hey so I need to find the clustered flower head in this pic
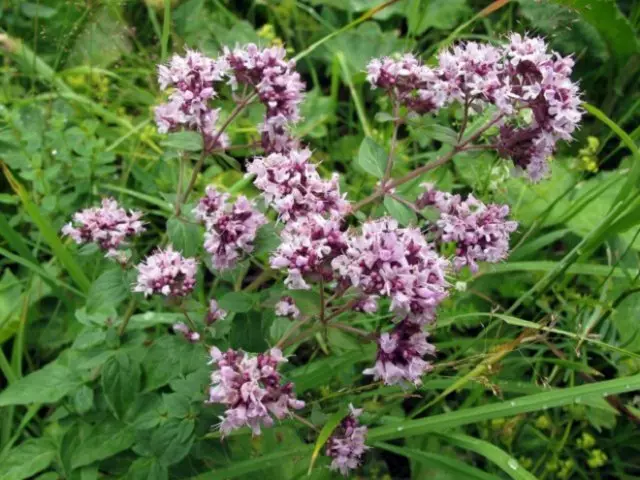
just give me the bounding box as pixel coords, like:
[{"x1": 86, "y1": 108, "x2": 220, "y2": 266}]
[
  {"x1": 418, "y1": 184, "x2": 518, "y2": 272},
  {"x1": 226, "y1": 44, "x2": 305, "y2": 153},
  {"x1": 155, "y1": 50, "x2": 230, "y2": 149},
  {"x1": 172, "y1": 322, "x2": 201, "y2": 343},
  {"x1": 363, "y1": 320, "x2": 435, "y2": 386},
  {"x1": 247, "y1": 148, "x2": 350, "y2": 222},
  {"x1": 194, "y1": 186, "x2": 266, "y2": 271},
  {"x1": 326, "y1": 404, "x2": 369, "y2": 476},
  {"x1": 275, "y1": 296, "x2": 300, "y2": 318},
  {"x1": 207, "y1": 347, "x2": 305, "y2": 436},
  {"x1": 207, "y1": 299, "x2": 227, "y2": 324},
  {"x1": 366, "y1": 34, "x2": 582, "y2": 181},
  {"x1": 332, "y1": 218, "x2": 449, "y2": 325},
  {"x1": 133, "y1": 245, "x2": 198, "y2": 297},
  {"x1": 271, "y1": 214, "x2": 346, "y2": 290},
  {"x1": 62, "y1": 198, "x2": 145, "y2": 260}
]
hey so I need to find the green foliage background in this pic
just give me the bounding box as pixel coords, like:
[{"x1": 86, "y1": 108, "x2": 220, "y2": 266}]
[{"x1": 0, "y1": 0, "x2": 640, "y2": 479}]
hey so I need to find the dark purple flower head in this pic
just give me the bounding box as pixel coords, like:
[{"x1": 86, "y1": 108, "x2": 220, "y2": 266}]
[
  {"x1": 133, "y1": 245, "x2": 198, "y2": 297},
  {"x1": 326, "y1": 404, "x2": 368, "y2": 476},
  {"x1": 194, "y1": 186, "x2": 267, "y2": 271},
  {"x1": 363, "y1": 320, "x2": 435, "y2": 386},
  {"x1": 419, "y1": 184, "x2": 518, "y2": 272},
  {"x1": 271, "y1": 214, "x2": 347, "y2": 290},
  {"x1": 332, "y1": 218, "x2": 449, "y2": 325},
  {"x1": 62, "y1": 198, "x2": 145, "y2": 261},
  {"x1": 247, "y1": 148, "x2": 350, "y2": 222},
  {"x1": 207, "y1": 347, "x2": 305, "y2": 436},
  {"x1": 225, "y1": 44, "x2": 305, "y2": 154}
]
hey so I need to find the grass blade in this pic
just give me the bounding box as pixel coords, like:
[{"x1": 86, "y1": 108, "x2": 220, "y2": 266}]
[
  {"x1": 374, "y1": 442, "x2": 497, "y2": 480},
  {"x1": 307, "y1": 407, "x2": 347, "y2": 475},
  {"x1": 1, "y1": 163, "x2": 91, "y2": 293},
  {"x1": 368, "y1": 374, "x2": 640, "y2": 442},
  {"x1": 437, "y1": 433, "x2": 538, "y2": 480}
]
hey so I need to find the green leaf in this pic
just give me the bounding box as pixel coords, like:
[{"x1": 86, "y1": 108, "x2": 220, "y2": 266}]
[
  {"x1": 0, "y1": 438, "x2": 56, "y2": 480},
  {"x1": 412, "y1": 0, "x2": 470, "y2": 34},
  {"x1": 253, "y1": 224, "x2": 281, "y2": 256},
  {"x1": 167, "y1": 217, "x2": 201, "y2": 258},
  {"x1": 126, "y1": 457, "x2": 169, "y2": 480},
  {"x1": 357, "y1": 137, "x2": 387, "y2": 179},
  {"x1": 73, "y1": 385, "x2": 95, "y2": 415},
  {"x1": 384, "y1": 196, "x2": 417, "y2": 226},
  {"x1": 368, "y1": 374, "x2": 640, "y2": 442},
  {"x1": 375, "y1": 442, "x2": 496, "y2": 480},
  {"x1": 102, "y1": 351, "x2": 142, "y2": 419},
  {"x1": 66, "y1": 5, "x2": 132, "y2": 68},
  {"x1": 71, "y1": 420, "x2": 135, "y2": 468},
  {"x1": 20, "y1": 3, "x2": 58, "y2": 18},
  {"x1": 188, "y1": 447, "x2": 312, "y2": 480},
  {"x1": 134, "y1": 419, "x2": 195, "y2": 466},
  {"x1": 438, "y1": 433, "x2": 538, "y2": 480},
  {"x1": 87, "y1": 268, "x2": 129, "y2": 312},
  {"x1": 218, "y1": 291, "x2": 256, "y2": 313},
  {"x1": 229, "y1": 311, "x2": 269, "y2": 352},
  {"x1": 160, "y1": 131, "x2": 204, "y2": 152},
  {"x1": 0, "y1": 361, "x2": 82, "y2": 406},
  {"x1": 550, "y1": 0, "x2": 640, "y2": 67}
]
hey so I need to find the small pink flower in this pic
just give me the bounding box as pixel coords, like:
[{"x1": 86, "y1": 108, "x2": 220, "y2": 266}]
[
  {"x1": 363, "y1": 320, "x2": 435, "y2": 386},
  {"x1": 207, "y1": 347, "x2": 305, "y2": 436},
  {"x1": 207, "y1": 299, "x2": 227, "y2": 324},
  {"x1": 133, "y1": 245, "x2": 197, "y2": 297},
  {"x1": 62, "y1": 198, "x2": 145, "y2": 260},
  {"x1": 418, "y1": 184, "x2": 518, "y2": 272},
  {"x1": 326, "y1": 404, "x2": 368, "y2": 476},
  {"x1": 275, "y1": 296, "x2": 300, "y2": 318},
  {"x1": 172, "y1": 322, "x2": 201, "y2": 343},
  {"x1": 194, "y1": 186, "x2": 266, "y2": 271},
  {"x1": 247, "y1": 148, "x2": 350, "y2": 222},
  {"x1": 332, "y1": 218, "x2": 449, "y2": 325},
  {"x1": 226, "y1": 44, "x2": 305, "y2": 154}
]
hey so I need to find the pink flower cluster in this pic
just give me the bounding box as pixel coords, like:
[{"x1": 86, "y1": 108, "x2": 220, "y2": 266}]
[
  {"x1": 62, "y1": 198, "x2": 145, "y2": 260},
  {"x1": 133, "y1": 245, "x2": 198, "y2": 297},
  {"x1": 418, "y1": 184, "x2": 518, "y2": 272},
  {"x1": 270, "y1": 214, "x2": 346, "y2": 290},
  {"x1": 155, "y1": 50, "x2": 230, "y2": 149},
  {"x1": 226, "y1": 44, "x2": 305, "y2": 153},
  {"x1": 367, "y1": 34, "x2": 582, "y2": 181},
  {"x1": 207, "y1": 347, "x2": 305, "y2": 436},
  {"x1": 247, "y1": 148, "x2": 350, "y2": 222},
  {"x1": 363, "y1": 320, "x2": 435, "y2": 386},
  {"x1": 325, "y1": 404, "x2": 368, "y2": 476},
  {"x1": 275, "y1": 296, "x2": 300, "y2": 318},
  {"x1": 332, "y1": 218, "x2": 449, "y2": 325},
  {"x1": 194, "y1": 186, "x2": 266, "y2": 271}
]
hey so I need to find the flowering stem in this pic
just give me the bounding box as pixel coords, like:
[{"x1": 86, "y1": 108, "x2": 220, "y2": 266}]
[
  {"x1": 319, "y1": 277, "x2": 326, "y2": 324},
  {"x1": 381, "y1": 98, "x2": 401, "y2": 186},
  {"x1": 175, "y1": 94, "x2": 256, "y2": 215},
  {"x1": 117, "y1": 298, "x2": 138, "y2": 336},
  {"x1": 328, "y1": 322, "x2": 376, "y2": 341},
  {"x1": 457, "y1": 96, "x2": 470, "y2": 143},
  {"x1": 351, "y1": 113, "x2": 504, "y2": 214}
]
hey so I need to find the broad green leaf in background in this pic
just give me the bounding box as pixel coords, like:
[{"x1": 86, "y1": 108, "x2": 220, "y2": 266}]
[
  {"x1": 384, "y1": 196, "x2": 417, "y2": 226},
  {"x1": 550, "y1": 0, "x2": 640, "y2": 67},
  {"x1": 102, "y1": 351, "x2": 142, "y2": 420},
  {"x1": 0, "y1": 438, "x2": 56, "y2": 480},
  {"x1": 218, "y1": 291, "x2": 256, "y2": 313},
  {"x1": 160, "y1": 131, "x2": 204, "y2": 152},
  {"x1": 71, "y1": 420, "x2": 135, "y2": 468},
  {"x1": 167, "y1": 217, "x2": 202, "y2": 257},
  {"x1": 87, "y1": 267, "x2": 129, "y2": 312},
  {"x1": 357, "y1": 137, "x2": 387, "y2": 179},
  {"x1": 126, "y1": 457, "x2": 169, "y2": 480},
  {"x1": 0, "y1": 361, "x2": 83, "y2": 406},
  {"x1": 408, "y1": 0, "x2": 470, "y2": 34},
  {"x1": 66, "y1": 5, "x2": 132, "y2": 68}
]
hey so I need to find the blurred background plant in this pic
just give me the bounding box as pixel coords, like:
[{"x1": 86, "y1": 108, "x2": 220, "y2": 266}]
[{"x1": 0, "y1": 0, "x2": 639, "y2": 479}]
